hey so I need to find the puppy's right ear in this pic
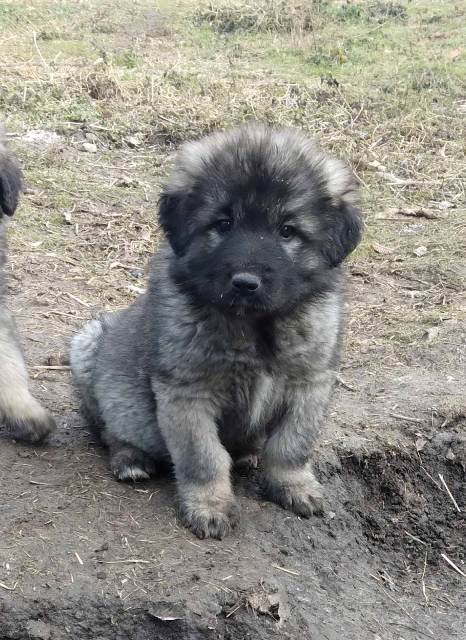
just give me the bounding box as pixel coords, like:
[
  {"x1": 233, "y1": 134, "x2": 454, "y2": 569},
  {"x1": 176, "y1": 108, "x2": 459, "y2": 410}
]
[
  {"x1": 0, "y1": 150, "x2": 23, "y2": 218},
  {"x1": 158, "y1": 191, "x2": 191, "y2": 256}
]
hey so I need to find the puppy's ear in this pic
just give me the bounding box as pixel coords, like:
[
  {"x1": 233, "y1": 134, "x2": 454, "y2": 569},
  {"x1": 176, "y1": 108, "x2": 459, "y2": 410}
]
[
  {"x1": 0, "y1": 151, "x2": 23, "y2": 218},
  {"x1": 319, "y1": 158, "x2": 363, "y2": 267},
  {"x1": 321, "y1": 202, "x2": 362, "y2": 267},
  {"x1": 158, "y1": 191, "x2": 191, "y2": 256}
]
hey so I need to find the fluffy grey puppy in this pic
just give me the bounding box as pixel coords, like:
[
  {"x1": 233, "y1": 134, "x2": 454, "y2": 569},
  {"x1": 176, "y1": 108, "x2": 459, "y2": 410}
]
[
  {"x1": 71, "y1": 124, "x2": 362, "y2": 539},
  {"x1": 0, "y1": 129, "x2": 56, "y2": 442}
]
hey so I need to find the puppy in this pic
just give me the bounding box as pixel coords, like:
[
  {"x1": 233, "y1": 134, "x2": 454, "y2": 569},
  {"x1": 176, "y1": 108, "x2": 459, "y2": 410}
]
[
  {"x1": 0, "y1": 129, "x2": 56, "y2": 442},
  {"x1": 71, "y1": 124, "x2": 362, "y2": 539}
]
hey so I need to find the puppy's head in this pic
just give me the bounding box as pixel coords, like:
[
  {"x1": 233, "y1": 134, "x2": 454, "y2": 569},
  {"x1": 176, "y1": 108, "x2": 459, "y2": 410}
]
[
  {"x1": 159, "y1": 123, "x2": 362, "y2": 317},
  {"x1": 0, "y1": 127, "x2": 23, "y2": 218}
]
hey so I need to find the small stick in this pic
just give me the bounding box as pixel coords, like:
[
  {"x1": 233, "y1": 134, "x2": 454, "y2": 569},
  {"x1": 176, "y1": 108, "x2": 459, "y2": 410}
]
[
  {"x1": 32, "y1": 31, "x2": 51, "y2": 75},
  {"x1": 63, "y1": 291, "x2": 91, "y2": 308},
  {"x1": 97, "y1": 559, "x2": 150, "y2": 564},
  {"x1": 421, "y1": 551, "x2": 429, "y2": 604},
  {"x1": 225, "y1": 601, "x2": 244, "y2": 618},
  {"x1": 272, "y1": 564, "x2": 301, "y2": 576},
  {"x1": 438, "y1": 474, "x2": 461, "y2": 512},
  {"x1": 441, "y1": 553, "x2": 466, "y2": 579},
  {"x1": 420, "y1": 466, "x2": 442, "y2": 490},
  {"x1": 74, "y1": 552, "x2": 84, "y2": 565},
  {"x1": 404, "y1": 531, "x2": 427, "y2": 546},
  {"x1": 0, "y1": 581, "x2": 17, "y2": 591},
  {"x1": 390, "y1": 413, "x2": 423, "y2": 424},
  {"x1": 336, "y1": 375, "x2": 356, "y2": 391}
]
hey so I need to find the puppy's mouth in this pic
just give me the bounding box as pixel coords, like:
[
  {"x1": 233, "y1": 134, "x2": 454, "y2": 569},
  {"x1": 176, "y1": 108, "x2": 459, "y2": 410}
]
[{"x1": 216, "y1": 289, "x2": 273, "y2": 317}]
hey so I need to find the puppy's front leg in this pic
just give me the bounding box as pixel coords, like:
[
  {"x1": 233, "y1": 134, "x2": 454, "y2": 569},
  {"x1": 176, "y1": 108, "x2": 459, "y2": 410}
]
[
  {"x1": 0, "y1": 308, "x2": 56, "y2": 442},
  {"x1": 156, "y1": 385, "x2": 238, "y2": 539},
  {"x1": 262, "y1": 373, "x2": 335, "y2": 517}
]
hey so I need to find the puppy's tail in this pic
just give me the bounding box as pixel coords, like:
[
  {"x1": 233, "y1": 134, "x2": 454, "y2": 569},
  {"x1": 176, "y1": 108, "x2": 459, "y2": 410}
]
[{"x1": 70, "y1": 317, "x2": 106, "y2": 433}]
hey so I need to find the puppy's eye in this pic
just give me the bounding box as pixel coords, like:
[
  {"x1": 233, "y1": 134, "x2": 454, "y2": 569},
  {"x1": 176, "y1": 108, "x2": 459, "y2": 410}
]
[
  {"x1": 280, "y1": 224, "x2": 295, "y2": 240},
  {"x1": 216, "y1": 219, "x2": 232, "y2": 233}
]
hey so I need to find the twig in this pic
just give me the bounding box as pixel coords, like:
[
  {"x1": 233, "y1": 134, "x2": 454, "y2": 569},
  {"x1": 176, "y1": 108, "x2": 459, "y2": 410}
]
[
  {"x1": 97, "y1": 559, "x2": 150, "y2": 564},
  {"x1": 74, "y1": 552, "x2": 84, "y2": 565},
  {"x1": 438, "y1": 474, "x2": 461, "y2": 512},
  {"x1": 404, "y1": 530, "x2": 427, "y2": 546},
  {"x1": 389, "y1": 412, "x2": 423, "y2": 424},
  {"x1": 63, "y1": 291, "x2": 91, "y2": 308},
  {"x1": 441, "y1": 553, "x2": 466, "y2": 579},
  {"x1": 420, "y1": 466, "x2": 442, "y2": 490},
  {"x1": 32, "y1": 31, "x2": 51, "y2": 76},
  {"x1": 336, "y1": 375, "x2": 356, "y2": 391},
  {"x1": 225, "y1": 600, "x2": 245, "y2": 618},
  {"x1": 0, "y1": 581, "x2": 17, "y2": 591},
  {"x1": 421, "y1": 551, "x2": 429, "y2": 604},
  {"x1": 272, "y1": 564, "x2": 301, "y2": 576}
]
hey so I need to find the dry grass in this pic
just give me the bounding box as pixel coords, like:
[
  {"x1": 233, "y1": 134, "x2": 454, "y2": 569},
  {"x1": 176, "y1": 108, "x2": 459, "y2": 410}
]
[
  {"x1": 193, "y1": 0, "x2": 319, "y2": 34},
  {"x1": 0, "y1": 0, "x2": 464, "y2": 355}
]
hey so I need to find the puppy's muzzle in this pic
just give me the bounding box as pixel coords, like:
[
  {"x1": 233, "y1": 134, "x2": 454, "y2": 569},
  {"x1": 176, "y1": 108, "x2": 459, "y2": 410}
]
[{"x1": 231, "y1": 272, "x2": 262, "y2": 296}]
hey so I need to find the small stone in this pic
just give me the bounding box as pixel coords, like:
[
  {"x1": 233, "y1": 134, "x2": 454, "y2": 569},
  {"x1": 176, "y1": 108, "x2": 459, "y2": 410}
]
[
  {"x1": 81, "y1": 142, "x2": 97, "y2": 153},
  {"x1": 130, "y1": 268, "x2": 145, "y2": 279},
  {"x1": 125, "y1": 135, "x2": 142, "y2": 148},
  {"x1": 415, "y1": 438, "x2": 427, "y2": 452},
  {"x1": 413, "y1": 245, "x2": 428, "y2": 257},
  {"x1": 26, "y1": 620, "x2": 52, "y2": 640}
]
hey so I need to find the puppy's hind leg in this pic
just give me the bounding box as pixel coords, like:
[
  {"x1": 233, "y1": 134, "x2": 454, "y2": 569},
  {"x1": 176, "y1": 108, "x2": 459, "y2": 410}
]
[
  {"x1": 108, "y1": 436, "x2": 158, "y2": 482},
  {"x1": 0, "y1": 308, "x2": 56, "y2": 443},
  {"x1": 70, "y1": 318, "x2": 106, "y2": 434}
]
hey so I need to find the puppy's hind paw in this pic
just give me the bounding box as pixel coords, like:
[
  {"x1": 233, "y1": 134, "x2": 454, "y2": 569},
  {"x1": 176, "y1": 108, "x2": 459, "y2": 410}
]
[
  {"x1": 181, "y1": 501, "x2": 240, "y2": 540},
  {"x1": 234, "y1": 453, "x2": 259, "y2": 473},
  {"x1": 109, "y1": 444, "x2": 157, "y2": 482},
  {"x1": 5, "y1": 411, "x2": 56, "y2": 444},
  {"x1": 115, "y1": 464, "x2": 151, "y2": 482}
]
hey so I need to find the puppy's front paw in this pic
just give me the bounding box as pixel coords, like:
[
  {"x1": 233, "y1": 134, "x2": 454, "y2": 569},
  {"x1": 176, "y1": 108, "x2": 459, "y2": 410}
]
[
  {"x1": 182, "y1": 501, "x2": 240, "y2": 540},
  {"x1": 5, "y1": 410, "x2": 56, "y2": 444},
  {"x1": 180, "y1": 485, "x2": 239, "y2": 539},
  {"x1": 262, "y1": 465, "x2": 324, "y2": 518}
]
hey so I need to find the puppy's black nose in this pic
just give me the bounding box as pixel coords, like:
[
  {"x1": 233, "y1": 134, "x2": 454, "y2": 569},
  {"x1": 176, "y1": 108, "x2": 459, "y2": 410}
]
[{"x1": 231, "y1": 272, "x2": 261, "y2": 295}]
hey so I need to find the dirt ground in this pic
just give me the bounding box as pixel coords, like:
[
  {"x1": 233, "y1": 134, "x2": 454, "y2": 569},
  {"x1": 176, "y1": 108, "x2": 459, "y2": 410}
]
[{"x1": 1, "y1": 1, "x2": 465, "y2": 638}]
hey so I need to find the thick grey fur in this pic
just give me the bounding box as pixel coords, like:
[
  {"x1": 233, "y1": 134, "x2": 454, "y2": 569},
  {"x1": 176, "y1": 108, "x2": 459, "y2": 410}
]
[
  {"x1": 0, "y1": 128, "x2": 56, "y2": 442},
  {"x1": 71, "y1": 123, "x2": 362, "y2": 539}
]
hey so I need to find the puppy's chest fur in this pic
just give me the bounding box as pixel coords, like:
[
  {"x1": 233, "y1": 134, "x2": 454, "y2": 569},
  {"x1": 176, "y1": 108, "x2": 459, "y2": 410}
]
[{"x1": 166, "y1": 315, "x2": 300, "y2": 431}]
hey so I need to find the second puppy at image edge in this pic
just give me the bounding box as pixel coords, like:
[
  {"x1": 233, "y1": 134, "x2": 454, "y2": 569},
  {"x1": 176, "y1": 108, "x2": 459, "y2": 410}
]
[
  {"x1": 0, "y1": 129, "x2": 56, "y2": 443},
  {"x1": 70, "y1": 123, "x2": 363, "y2": 540}
]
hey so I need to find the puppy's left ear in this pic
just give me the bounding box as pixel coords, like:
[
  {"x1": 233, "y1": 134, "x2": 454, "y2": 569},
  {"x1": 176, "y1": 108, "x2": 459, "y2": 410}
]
[
  {"x1": 0, "y1": 150, "x2": 23, "y2": 218},
  {"x1": 320, "y1": 158, "x2": 363, "y2": 267},
  {"x1": 158, "y1": 191, "x2": 191, "y2": 256}
]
